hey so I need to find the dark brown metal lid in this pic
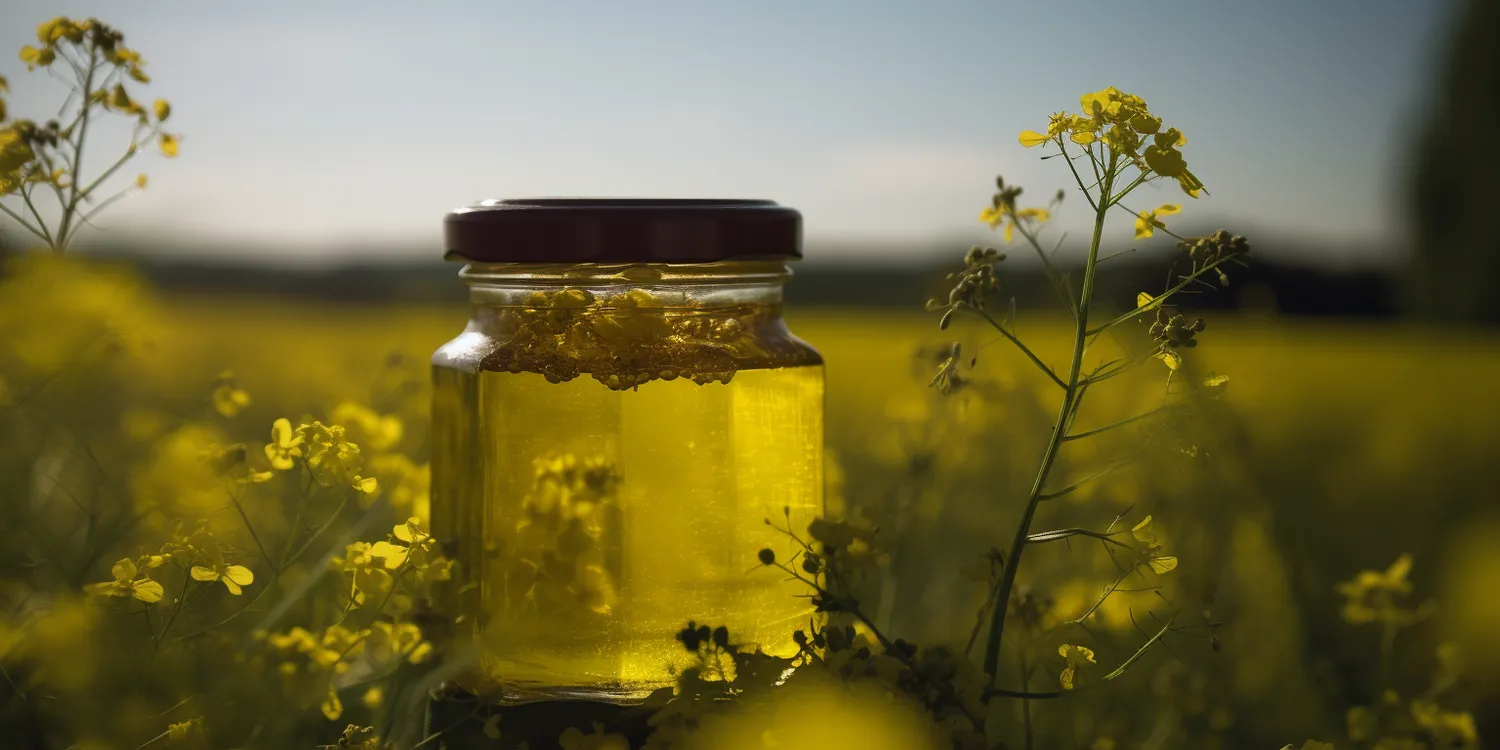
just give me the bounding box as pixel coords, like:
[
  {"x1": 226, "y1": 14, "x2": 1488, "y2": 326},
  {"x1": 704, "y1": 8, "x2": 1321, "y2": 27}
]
[{"x1": 443, "y1": 198, "x2": 802, "y2": 264}]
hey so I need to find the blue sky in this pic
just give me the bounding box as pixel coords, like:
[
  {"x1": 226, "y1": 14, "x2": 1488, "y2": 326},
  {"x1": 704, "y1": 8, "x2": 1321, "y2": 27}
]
[{"x1": 0, "y1": 0, "x2": 1458, "y2": 265}]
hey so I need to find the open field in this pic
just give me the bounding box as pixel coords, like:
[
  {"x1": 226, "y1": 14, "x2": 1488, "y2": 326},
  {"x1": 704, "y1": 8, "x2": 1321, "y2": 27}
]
[
  {"x1": 5, "y1": 259, "x2": 1498, "y2": 747},
  {"x1": 147, "y1": 295, "x2": 1500, "y2": 743}
]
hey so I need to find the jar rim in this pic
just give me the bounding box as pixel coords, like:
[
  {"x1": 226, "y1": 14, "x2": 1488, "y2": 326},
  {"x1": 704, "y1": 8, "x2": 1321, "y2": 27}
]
[{"x1": 443, "y1": 198, "x2": 802, "y2": 264}]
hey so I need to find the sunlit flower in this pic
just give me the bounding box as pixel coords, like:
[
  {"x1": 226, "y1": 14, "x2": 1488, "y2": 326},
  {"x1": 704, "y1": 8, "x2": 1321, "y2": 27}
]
[
  {"x1": 980, "y1": 205, "x2": 1050, "y2": 243},
  {"x1": 191, "y1": 547, "x2": 255, "y2": 595},
  {"x1": 331, "y1": 401, "x2": 403, "y2": 453},
  {"x1": 368, "y1": 621, "x2": 433, "y2": 664},
  {"x1": 1131, "y1": 515, "x2": 1179, "y2": 574},
  {"x1": 1058, "y1": 644, "x2": 1096, "y2": 689},
  {"x1": 212, "y1": 374, "x2": 251, "y2": 417},
  {"x1": 1134, "y1": 204, "x2": 1181, "y2": 239},
  {"x1": 85, "y1": 558, "x2": 164, "y2": 603},
  {"x1": 370, "y1": 517, "x2": 436, "y2": 570},
  {"x1": 265, "y1": 418, "x2": 303, "y2": 470}
]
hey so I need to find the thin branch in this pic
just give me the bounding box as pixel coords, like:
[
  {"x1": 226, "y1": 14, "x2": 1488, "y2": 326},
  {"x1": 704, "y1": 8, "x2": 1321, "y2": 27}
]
[
  {"x1": 1063, "y1": 403, "x2": 1179, "y2": 441},
  {"x1": 1057, "y1": 138, "x2": 1099, "y2": 212},
  {"x1": 225, "y1": 488, "x2": 275, "y2": 569},
  {"x1": 1097, "y1": 247, "x2": 1139, "y2": 265},
  {"x1": 1026, "y1": 527, "x2": 1131, "y2": 549},
  {"x1": 968, "y1": 306, "x2": 1068, "y2": 390},
  {"x1": 1087, "y1": 254, "x2": 1238, "y2": 336},
  {"x1": 1038, "y1": 461, "x2": 1126, "y2": 501},
  {"x1": 1099, "y1": 613, "x2": 1174, "y2": 681},
  {"x1": 0, "y1": 202, "x2": 52, "y2": 244}
]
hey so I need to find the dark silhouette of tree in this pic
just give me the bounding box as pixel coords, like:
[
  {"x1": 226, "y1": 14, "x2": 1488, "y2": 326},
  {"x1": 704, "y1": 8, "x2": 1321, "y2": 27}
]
[{"x1": 1409, "y1": 0, "x2": 1500, "y2": 323}]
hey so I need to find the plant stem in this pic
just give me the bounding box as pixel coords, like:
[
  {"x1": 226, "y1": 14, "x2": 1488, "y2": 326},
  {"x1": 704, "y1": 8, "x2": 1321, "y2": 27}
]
[
  {"x1": 55, "y1": 44, "x2": 98, "y2": 252},
  {"x1": 981, "y1": 153, "x2": 1116, "y2": 683}
]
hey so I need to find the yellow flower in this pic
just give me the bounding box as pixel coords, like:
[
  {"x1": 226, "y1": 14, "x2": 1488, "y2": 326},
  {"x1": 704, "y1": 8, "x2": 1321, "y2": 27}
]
[
  {"x1": 159, "y1": 133, "x2": 180, "y2": 158},
  {"x1": 1058, "y1": 643, "x2": 1095, "y2": 689},
  {"x1": 265, "y1": 418, "x2": 303, "y2": 470},
  {"x1": 368, "y1": 621, "x2": 433, "y2": 664},
  {"x1": 1, "y1": 126, "x2": 35, "y2": 197},
  {"x1": 1080, "y1": 87, "x2": 1123, "y2": 119},
  {"x1": 1336, "y1": 554, "x2": 1416, "y2": 625},
  {"x1": 1134, "y1": 204, "x2": 1181, "y2": 239},
  {"x1": 1143, "y1": 130, "x2": 1203, "y2": 197},
  {"x1": 190, "y1": 548, "x2": 255, "y2": 595},
  {"x1": 212, "y1": 381, "x2": 250, "y2": 417},
  {"x1": 135, "y1": 173, "x2": 148, "y2": 190},
  {"x1": 1018, "y1": 129, "x2": 1051, "y2": 148},
  {"x1": 153, "y1": 98, "x2": 171, "y2": 122},
  {"x1": 85, "y1": 558, "x2": 165, "y2": 603},
  {"x1": 322, "y1": 687, "x2": 343, "y2": 721},
  {"x1": 1410, "y1": 701, "x2": 1477, "y2": 747},
  {"x1": 19, "y1": 45, "x2": 56, "y2": 70},
  {"x1": 37, "y1": 17, "x2": 87, "y2": 45},
  {"x1": 362, "y1": 686, "x2": 384, "y2": 709},
  {"x1": 980, "y1": 205, "x2": 1050, "y2": 243},
  {"x1": 331, "y1": 401, "x2": 404, "y2": 452},
  {"x1": 107, "y1": 84, "x2": 146, "y2": 119},
  {"x1": 370, "y1": 517, "x2": 436, "y2": 570},
  {"x1": 1131, "y1": 515, "x2": 1179, "y2": 574}
]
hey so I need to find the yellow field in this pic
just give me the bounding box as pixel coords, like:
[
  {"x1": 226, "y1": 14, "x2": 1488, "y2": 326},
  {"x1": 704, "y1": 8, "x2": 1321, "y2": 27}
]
[{"x1": 6, "y1": 257, "x2": 1498, "y2": 747}]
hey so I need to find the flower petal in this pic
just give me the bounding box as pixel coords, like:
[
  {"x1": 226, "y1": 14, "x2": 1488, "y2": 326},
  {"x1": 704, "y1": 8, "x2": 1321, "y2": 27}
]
[
  {"x1": 85, "y1": 581, "x2": 121, "y2": 596},
  {"x1": 1149, "y1": 555, "x2": 1179, "y2": 574},
  {"x1": 1131, "y1": 515, "x2": 1156, "y2": 543},
  {"x1": 190, "y1": 565, "x2": 218, "y2": 582},
  {"x1": 1156, "y1": 204, "x2": 1181, "y2": 216},
  {"x1": 1018, "y1": 130, "x2": 1051, "y2": 148},
  {"x1": 224, "y1": 564, "x2": 254, "y2": 587},
  {"x1": 111, "y1": 557, "x2": 138, "y2": 582},
  {"x1": 369, "y1": 542, "x2": 408, "y2": 569},
  {"x1": 133, "y1": 579, "x2": 165, "y2": 603}
]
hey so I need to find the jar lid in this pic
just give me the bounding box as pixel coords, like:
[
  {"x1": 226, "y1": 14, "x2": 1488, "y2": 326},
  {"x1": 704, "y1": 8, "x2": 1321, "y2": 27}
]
[{"x1": 443, "y1": 198, "x2": 802, "y2": 264}]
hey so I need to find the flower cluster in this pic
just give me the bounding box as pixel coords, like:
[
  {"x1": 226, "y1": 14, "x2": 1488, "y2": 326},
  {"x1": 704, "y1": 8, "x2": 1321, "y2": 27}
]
[
  {"x1": 84, "y1": 520, "x2": 256, "y2": 601},
  {"x1": 928, "y1": 246, "x2": 1006, "y2": 331},
  {"x1": 1020, "y1": 87, "x2": 1203, "y2": 198},
  {"x1": 978, "y1": 176, "x2": 1052, "y2": 243},
  {"x1": 4, "y1": 17, "x2": 179, "y2": 214},
  {"x1": 1144, "y1": 303, "x2": 1207, "y2": 372},
  {"x1": 264, "y1": 418, "x2": 379, "y2": 494},
  {"x1": 1178, "y1": 229, "x2": 1253, "y2": 285}
]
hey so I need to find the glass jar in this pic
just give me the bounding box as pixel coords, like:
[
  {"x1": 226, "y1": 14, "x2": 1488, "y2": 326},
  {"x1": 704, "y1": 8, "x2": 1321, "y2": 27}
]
[{"x1": 431, "y1": 199, "x2": 824, "y2": 704}]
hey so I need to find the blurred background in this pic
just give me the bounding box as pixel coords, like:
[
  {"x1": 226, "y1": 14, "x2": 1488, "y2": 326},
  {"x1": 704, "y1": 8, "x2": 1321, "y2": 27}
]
[
  {"x1": 3, "y1": 0, "x2": 1500, "y2": 748},
  {"x1": 0, "y1": 0, "x2": 1485, "y2": 315}
]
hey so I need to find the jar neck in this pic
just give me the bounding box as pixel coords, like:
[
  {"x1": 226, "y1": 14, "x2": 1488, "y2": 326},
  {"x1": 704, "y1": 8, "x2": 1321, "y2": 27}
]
[{"x1": 459, "y1": 261, "x2": 792, "y2": 310}]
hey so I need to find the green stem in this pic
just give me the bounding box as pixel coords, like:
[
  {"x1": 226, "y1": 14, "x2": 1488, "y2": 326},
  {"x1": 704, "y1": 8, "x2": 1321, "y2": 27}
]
[
  {"x1": 982, "y1": 152, "x2": 1117, "y2": 683},
  {"x1": 1063, "y1": 403, "x2": 1179, "y2": 441},
  {"x1": 55, "y1": 45, "x2": 99, "y2": 252},
  {"x1": 1021, "y1": 657, "x2": 1034, "y2": 750},
  {"x1": 0, "y1": 202, "x2": 51, "y2": 244}
]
